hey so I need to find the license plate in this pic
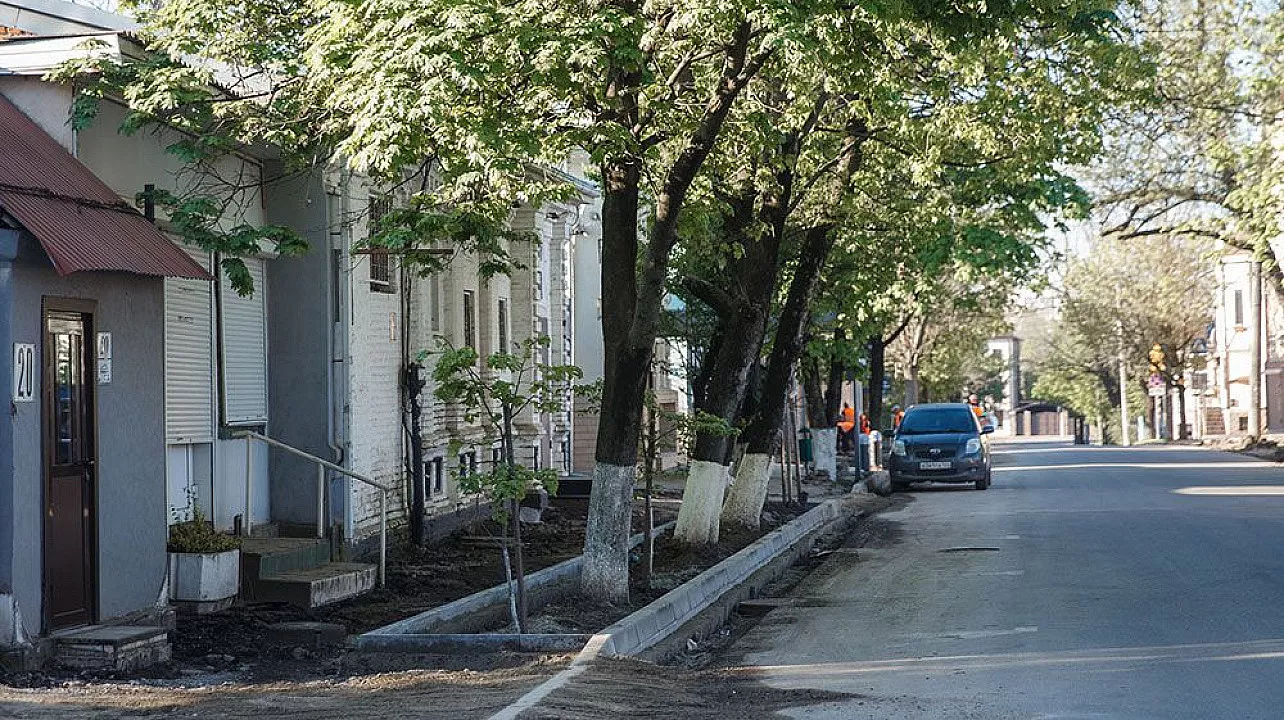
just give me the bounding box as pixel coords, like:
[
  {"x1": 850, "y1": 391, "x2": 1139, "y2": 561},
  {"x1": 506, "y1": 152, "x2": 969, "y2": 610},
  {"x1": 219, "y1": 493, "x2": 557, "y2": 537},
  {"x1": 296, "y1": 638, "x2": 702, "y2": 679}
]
[{"x1": 919, "y1": 461, "x2": 952, "y2": 470}]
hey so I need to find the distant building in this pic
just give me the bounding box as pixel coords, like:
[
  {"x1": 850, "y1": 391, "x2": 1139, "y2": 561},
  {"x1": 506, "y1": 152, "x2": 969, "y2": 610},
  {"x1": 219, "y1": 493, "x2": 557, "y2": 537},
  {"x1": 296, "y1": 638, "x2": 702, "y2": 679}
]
[{"x1": 984, "y1": 336, "x2": 1022, "y2": 434}]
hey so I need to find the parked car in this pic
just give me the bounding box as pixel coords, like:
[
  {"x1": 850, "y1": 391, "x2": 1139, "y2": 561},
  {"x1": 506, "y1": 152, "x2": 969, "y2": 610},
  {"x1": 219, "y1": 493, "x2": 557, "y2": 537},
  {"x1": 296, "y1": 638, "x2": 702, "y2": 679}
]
[{"x1": 889, "y1": 403, "x2": 994, "y2": 491}]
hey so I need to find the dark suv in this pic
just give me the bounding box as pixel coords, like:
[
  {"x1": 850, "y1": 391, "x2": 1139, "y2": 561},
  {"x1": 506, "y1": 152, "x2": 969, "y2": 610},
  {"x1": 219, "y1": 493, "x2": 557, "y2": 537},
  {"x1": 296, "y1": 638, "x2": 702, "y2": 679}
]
[{"x1": 889, "y1": 403, "x2": 994, "y2": 491}]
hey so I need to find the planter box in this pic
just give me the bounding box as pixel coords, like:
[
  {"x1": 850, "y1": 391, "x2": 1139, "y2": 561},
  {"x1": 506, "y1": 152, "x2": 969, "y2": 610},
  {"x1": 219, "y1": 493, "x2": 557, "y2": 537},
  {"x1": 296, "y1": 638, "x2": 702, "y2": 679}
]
[{"x1": 168, "y1": 549, "x2": 240, "y2": 614}]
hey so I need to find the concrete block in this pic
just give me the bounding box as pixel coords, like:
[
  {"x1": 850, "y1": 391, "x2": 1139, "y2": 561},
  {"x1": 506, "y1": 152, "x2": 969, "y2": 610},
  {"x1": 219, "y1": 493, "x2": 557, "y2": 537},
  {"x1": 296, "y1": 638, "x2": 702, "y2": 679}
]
[
  {"x1": 266, "y1": 621, "x2": 347, "y2": 648},
  {"x1": 53, "y1": 626, "x2": 171, "y2": 671}
]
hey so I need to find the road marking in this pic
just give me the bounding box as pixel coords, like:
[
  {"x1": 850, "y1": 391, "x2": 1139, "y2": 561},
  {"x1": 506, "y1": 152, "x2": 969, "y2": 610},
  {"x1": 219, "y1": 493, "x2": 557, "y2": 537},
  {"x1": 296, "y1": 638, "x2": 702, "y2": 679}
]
[
  {"x1": 962, "y1": 569, "x2": 1025, "y2": 577},
  {"x1": 1175, "y1": 486, "x2": 1284, "y2": 496},
  {"x1": 995, "y1": 462, "x2": 1277, "y2": 471},
  {"x1": 903, "y1": 626, "x2": 1039, "y2": 641}
]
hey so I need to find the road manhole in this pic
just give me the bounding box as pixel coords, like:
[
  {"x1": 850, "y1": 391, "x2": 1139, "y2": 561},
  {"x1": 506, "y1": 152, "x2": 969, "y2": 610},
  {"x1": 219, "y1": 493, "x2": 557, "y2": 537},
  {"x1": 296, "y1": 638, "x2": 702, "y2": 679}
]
[{"x1": 938, "y1": 546, "x2": 1001, "y2": 553}]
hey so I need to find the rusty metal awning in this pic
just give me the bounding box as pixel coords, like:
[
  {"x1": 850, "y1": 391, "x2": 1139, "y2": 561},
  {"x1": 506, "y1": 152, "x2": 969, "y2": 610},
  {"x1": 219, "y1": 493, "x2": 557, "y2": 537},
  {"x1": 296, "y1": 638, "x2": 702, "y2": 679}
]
[{"x1": 0, "y1": 94, "x2": 210, "y2": 280}]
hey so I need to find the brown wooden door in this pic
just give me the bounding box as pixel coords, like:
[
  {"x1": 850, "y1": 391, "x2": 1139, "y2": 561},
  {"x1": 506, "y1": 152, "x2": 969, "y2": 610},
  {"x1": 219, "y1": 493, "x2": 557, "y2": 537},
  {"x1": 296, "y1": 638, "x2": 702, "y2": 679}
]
[{"x1": 43, "y1": 304, "x2": 96, "y2": 630}]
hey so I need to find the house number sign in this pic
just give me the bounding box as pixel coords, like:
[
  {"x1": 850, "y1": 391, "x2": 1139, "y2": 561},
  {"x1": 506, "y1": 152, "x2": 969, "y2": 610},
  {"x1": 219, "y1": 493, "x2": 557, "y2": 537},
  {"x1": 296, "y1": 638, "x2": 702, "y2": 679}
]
[
  {"x1": 96, "y1": 332, "x2": 113, "y2": 385},
  {"x1": 12, "y1": 343, "x2": 35, "y2": 403}
]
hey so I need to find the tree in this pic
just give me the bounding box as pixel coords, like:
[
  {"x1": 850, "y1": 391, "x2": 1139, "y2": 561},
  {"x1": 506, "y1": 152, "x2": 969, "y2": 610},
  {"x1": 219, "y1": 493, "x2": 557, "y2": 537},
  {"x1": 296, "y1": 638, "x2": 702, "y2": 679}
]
[
  {"x1": 1090, "y1": 0, "x2": 1284, "y2": 294},
  {"x1": 1035, "y1": 232, "x2": 1215, "y2": 440},
  {"x1": 431, "y1": 336, "x2": 580, "y2": 631},
  {"x1": 76, "y1": 0, "x2": 1145, "y2": 593}
]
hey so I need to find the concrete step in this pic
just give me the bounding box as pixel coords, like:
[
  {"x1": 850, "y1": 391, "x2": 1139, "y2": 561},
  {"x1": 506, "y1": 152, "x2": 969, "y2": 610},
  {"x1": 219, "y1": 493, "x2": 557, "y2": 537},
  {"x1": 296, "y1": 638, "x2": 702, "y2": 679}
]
[
  {"x1": 240, "y1": 536, "x2": 331, "y2": 579},
  {"x1": 251, "y1": 562, "x2": 377, "y2": 608},
  {"x1": 52, "y1": 625, "x2": 171, "y2": 671}
]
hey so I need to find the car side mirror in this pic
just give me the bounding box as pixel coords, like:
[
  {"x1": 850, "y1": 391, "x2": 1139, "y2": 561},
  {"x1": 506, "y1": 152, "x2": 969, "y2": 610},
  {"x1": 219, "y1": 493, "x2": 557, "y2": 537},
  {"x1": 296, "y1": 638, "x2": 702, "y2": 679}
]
[{"x1": 981, "y1": 424, "x2": 995, "y2": 435}]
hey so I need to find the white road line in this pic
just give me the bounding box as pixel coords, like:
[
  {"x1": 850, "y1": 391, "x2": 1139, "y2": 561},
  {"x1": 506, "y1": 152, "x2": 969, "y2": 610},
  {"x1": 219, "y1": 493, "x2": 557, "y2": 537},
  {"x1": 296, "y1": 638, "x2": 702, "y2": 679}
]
[{"x1": 903, "y1": 626, "x2": 1039, "y2": 641}]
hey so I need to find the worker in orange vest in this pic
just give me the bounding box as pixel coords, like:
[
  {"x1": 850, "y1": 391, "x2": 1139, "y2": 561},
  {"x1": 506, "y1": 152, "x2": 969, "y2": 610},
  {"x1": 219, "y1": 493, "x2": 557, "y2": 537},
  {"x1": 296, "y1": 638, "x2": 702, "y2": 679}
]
[
  {"x1": 892, "y1": 404, "x2": 904, "y2": 431},
  {"x1": 859, "y1": 412, "x2": 872, "y2": 434},
  {"x1": 837, "y1": 403, "x2": 856, "y2": 452}
]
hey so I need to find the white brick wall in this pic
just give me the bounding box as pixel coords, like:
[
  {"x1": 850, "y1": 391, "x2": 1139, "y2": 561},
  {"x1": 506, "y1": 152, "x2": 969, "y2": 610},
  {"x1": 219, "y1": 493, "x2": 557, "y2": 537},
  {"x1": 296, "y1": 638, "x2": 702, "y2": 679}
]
[
  {"x1": 341, "y1": 172, "x2": 597, "y2": 541},
  {"x1": 348, "y1": 187, "x2": 408, "y2": 540}
]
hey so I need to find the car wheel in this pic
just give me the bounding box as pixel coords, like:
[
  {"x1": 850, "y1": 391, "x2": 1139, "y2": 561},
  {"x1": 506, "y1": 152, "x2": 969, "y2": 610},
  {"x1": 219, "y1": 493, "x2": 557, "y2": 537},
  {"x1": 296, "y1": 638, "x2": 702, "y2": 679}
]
[
  {"x1": 975, "y1": 474, "x2": 990, "y2": 491},
  {"x1": 891, "y1": 481, "x2": 910, "y2": 493}
]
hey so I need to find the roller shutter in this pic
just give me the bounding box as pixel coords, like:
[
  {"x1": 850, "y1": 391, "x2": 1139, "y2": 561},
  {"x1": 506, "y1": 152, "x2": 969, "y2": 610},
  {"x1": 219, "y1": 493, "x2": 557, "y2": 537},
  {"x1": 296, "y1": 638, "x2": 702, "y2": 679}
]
[
  {"x1": 221, "y1": 257, "x2": 269, "y2": 425},
  {"x1": 164, "y1": 248, "x2": 214, "y2": 443}
]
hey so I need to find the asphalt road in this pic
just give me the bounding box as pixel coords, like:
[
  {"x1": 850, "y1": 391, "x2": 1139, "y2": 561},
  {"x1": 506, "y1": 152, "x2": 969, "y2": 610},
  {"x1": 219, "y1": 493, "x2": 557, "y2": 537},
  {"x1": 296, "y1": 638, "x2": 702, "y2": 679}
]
[{"x1": 720, "y1": 438, "x2": 1284, "y2": 719}]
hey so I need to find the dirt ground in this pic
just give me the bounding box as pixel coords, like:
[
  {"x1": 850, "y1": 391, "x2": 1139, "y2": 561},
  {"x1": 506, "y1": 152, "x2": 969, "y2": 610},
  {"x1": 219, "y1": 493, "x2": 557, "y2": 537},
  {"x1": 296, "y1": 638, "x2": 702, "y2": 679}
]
[
  {"x1": 0, "y1": 489, "x2": 907, "y2": 719},
  {"x1": 0, "y1": 656, "x2": 570, "y2": 720},
  {"x1": 516, "y1": 502, "x2": 813, "y2": 635},
  {"x1": 519, "y1": 658, "x2": 855, "y2": 719},
  {"x1": 0, "y1": 498, "x2": 677, "y2": 689}
]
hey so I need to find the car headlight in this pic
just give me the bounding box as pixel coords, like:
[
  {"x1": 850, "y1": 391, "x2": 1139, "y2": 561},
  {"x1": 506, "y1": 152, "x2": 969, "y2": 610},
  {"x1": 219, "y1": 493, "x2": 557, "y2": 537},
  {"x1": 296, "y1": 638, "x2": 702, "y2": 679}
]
[
  {"x1": 964, "y1": 438, "x2": 981, "y2": 456},
  {"x1": 893, "y1": 440, "x2": 906, "y2": 457}
]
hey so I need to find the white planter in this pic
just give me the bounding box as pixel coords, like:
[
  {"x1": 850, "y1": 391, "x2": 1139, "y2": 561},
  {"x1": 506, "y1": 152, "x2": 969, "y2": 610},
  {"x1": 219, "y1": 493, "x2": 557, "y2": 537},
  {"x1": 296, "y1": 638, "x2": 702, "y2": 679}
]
[{"x1": 168, "y1": 549, "x2": 240, "y2": 604}]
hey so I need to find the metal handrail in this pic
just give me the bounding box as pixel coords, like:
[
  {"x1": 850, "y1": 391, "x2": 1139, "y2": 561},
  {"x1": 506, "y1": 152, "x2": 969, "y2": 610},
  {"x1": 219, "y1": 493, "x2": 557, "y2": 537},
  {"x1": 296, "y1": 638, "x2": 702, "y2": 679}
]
[{"x1": 235, "y1": 430, "x2": 388, "y2": 588}]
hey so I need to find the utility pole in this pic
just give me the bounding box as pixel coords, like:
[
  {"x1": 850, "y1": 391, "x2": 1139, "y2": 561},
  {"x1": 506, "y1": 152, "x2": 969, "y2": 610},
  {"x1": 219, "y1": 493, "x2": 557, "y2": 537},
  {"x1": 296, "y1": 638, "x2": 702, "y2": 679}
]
[
  {"x1": 1249, "y1": 259, "x2": 1263, "y2": 438},
  {"x1": 1119, "y1": 354, "x2": 1131, "y2": 446},
  {"x1": 1117, "y1": 318, "x2": 1130, "y2": 446}
]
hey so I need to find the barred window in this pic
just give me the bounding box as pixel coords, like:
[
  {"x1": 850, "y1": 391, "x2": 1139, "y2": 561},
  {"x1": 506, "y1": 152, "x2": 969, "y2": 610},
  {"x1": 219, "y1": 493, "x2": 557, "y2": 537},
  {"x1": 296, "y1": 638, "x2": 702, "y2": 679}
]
[{"x1": 368, "y1": 195, "x2": 395, "y2": 293}]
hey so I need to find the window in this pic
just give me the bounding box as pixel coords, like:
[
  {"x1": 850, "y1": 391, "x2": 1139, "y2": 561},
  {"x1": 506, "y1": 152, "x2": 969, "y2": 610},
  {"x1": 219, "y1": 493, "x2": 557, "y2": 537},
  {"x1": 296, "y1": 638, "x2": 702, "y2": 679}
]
[
  {"x1": 1234, "y1": 289, "x2": 1245, "y2": 327},
  {"x1": 561, "y1": 440, "x2": 571, "y2": 472},
  {"x1": 535, "y1": 270, "x2": 544, "y2": 300},
  {"x1": 429, "y1": 274, "x2": 441, "y2": 332},
  {"x1": 427, "y1": 457, "x2": 445, "y2": 496},
  {"x1": 491, "y1": 445, "x2": 503, "y2": 468},
  {"x1": 497, "y1": 299, "x2": 509, "y2": 354},
  {"x1": 457, "y1": 451, "x2": 477, "y2": 479},
  {"x1": 368, "y1": 195, "x2": 395, "y2": 293},
  {"x1": 531, "y1": 444, "x2": 541, "y2": 472},
  {"x1": 463, "y1": 290, "x2": 477, "y2": 349}
]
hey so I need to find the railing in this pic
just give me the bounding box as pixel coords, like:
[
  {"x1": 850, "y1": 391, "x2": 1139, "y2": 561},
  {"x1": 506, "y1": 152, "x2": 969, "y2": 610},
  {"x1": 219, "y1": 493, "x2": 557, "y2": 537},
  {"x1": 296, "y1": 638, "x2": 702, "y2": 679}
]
[{"x1": 235, "y1": 430, "x2": 389, "y2": 588}]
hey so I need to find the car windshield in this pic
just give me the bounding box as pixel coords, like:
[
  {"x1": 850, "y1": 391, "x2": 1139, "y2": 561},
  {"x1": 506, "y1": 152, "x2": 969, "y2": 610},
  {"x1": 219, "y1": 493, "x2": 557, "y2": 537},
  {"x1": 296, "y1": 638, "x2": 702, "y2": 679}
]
[{"x1": 898, "y1": 407, "x2": 978, "y2": 435}]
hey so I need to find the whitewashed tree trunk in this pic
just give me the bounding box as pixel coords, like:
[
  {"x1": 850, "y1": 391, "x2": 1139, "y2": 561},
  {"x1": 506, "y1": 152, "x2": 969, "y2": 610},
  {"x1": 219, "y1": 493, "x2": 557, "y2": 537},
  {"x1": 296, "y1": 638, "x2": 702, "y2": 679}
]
[
  {"x1": 721, "y1": 452, "x2": 774, "y2": 528},
  {"x1": 811, "y1": 427, "x2": 837, "y2": 481},
  {"x1": 674, "y1": 460, "x2": 729, "y2": 545},
  {"x1": 580, "y1": 462, "x2": 635, "y2": 604}
]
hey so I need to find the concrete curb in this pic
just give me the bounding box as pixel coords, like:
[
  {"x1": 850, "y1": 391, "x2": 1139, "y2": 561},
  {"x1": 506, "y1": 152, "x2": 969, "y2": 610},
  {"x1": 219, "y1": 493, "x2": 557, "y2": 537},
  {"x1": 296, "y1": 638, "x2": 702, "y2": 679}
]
[
  {"x1": 599, "y1": 498, "x2": 841, "y2": 657},
  {"x1": 487, "y1": 497, "x2": 855, "y2": 719},
  {"x1": 355, "y1": 633, "x2": 592, "y2": 653},
  {"x1": 357, "y1": 521, "x2": 676, "y2": 647}
]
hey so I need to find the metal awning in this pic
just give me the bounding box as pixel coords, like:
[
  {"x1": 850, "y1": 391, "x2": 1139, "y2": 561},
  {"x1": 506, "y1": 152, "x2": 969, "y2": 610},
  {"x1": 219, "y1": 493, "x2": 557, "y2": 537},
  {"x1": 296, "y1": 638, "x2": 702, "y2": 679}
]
[{"x1": 0, "y1": 94, "x2": 210, "y2": 280}]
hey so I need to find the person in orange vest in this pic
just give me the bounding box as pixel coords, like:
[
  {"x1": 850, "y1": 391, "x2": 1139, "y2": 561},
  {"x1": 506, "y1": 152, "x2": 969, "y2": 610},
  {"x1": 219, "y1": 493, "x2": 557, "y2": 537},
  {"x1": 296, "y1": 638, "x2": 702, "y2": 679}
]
[
  {"x1": 967, "y1": 393, "x2": 985, "y2": 419},
  {"x1": 891, "y1": 404, "x2": 904, "y2": 431},
  {"x1": 837, "y1": 402, "x2": 856, "y2": 452},
  {"x1": 859, "y1": 411, "x2": 872, "y2": 435}
]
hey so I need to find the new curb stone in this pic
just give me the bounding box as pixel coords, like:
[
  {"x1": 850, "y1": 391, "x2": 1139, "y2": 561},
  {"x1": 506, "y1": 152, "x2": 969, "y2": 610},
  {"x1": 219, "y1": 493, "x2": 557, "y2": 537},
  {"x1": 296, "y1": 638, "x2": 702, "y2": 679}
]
[
  {"x1": 486, "y1": 497, "x2": 857, "y2": 720},
  {"x1": 356, "y1": 521, "x2": 676, "y2": 649}
]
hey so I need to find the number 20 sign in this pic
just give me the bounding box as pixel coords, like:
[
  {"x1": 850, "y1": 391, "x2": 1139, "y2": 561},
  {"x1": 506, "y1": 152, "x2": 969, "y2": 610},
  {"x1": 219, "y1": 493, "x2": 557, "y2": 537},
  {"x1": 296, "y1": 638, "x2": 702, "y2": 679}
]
[{"x1": 12, "y1": 343, "x2": 35, "y2": 403}]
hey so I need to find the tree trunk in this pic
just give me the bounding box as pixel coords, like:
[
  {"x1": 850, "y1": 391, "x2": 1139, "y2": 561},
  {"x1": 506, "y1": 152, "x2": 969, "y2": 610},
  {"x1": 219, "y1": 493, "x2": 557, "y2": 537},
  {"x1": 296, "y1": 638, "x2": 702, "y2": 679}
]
[
  {"x1": 904, "y1": 364, "x2": 920, "y2": 407},
  {"x1": 726, "y1": 225, "x2": 839, "y2": 524},
  {"x1": 583, "y1": 28, "x2": 765, "y2": 599},
  {"x1": 802, "y1": 357, "x2": 828, "y2": 428},
  {"x1": 502, "y1": 403, "x2": 526, "y2": 632},
  {"x1": 724, "y1": 117, "x2": 868, "y2": 525},
  {"x1": 679, "y1": 173, "x2": 786, "y2": 544},
  {"x1": 404, "y1": 363, "x2": 426, "y2": 545},
  {"x1": 868, "y1": 336, "x2": 886, "y2": 428},
  {"x1": 582, "y1": 158, "x2": 647, "y2": 605},
  {"x1": 1176, "y1": 382, "x2": 1190, "y2": 439}
]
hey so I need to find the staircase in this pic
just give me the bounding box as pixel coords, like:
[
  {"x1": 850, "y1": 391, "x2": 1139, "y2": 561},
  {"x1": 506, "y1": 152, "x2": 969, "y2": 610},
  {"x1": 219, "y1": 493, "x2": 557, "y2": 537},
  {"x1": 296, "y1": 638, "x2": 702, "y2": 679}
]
[{"x1": 240, "y1": 537, "x2": 377, "y2": 608}]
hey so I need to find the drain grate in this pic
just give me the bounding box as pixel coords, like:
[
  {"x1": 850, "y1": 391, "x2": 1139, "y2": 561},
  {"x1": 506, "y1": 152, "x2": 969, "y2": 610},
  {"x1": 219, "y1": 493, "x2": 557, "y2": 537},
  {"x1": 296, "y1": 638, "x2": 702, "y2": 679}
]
[{"x1": 938, "y1": 546, "x2": 1001, "y2": 553}]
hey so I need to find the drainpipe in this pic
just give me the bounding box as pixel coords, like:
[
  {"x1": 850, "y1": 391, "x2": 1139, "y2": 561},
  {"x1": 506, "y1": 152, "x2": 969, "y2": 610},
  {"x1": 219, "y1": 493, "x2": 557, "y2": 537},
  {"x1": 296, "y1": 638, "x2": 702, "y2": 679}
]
[
  {"x1": 0, "y1": 229, "x2": 18, "y2": 610},
  {"x1": 332, "y1": 170, "x2": 354, "y2": 546}
]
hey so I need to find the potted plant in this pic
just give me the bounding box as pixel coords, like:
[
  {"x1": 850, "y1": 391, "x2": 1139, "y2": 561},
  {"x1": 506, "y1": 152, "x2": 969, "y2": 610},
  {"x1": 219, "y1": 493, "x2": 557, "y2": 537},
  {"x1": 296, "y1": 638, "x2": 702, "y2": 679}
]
[{"x1": 167, "y1": 507, "x2": 241, "y2": 614}]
